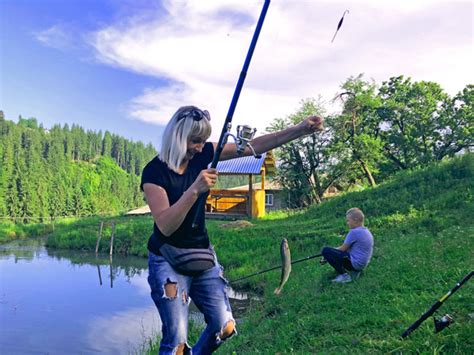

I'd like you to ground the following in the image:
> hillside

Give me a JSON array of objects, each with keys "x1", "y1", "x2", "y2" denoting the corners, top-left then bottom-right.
[
  {"x1": 0, "y1": 116, "x2": 157, "y2": 220},
  {"x1": 211, "y1": 154, "x2": 473, "y2": 353}
]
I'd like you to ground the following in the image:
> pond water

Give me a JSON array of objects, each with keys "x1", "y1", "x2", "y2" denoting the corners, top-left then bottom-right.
[{"x1": 0, "y1": 240, "x2": 249, "y2": 354}]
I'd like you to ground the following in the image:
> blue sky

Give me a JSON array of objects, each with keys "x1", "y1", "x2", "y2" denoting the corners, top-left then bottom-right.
[
  {"x1": 1, "y1": 0, "x2": 169, "y2": 145},
  {"x1": 1, "y1": 0, "x2": 473, "y2": 149}
]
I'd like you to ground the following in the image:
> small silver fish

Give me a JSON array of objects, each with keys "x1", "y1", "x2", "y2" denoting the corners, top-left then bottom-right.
[{"x1": 274, "y1": 238, "x2": 291, "y2": 295}]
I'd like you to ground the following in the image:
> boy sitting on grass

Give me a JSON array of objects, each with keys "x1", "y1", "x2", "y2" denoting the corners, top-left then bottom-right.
[{"x1": 320, "y1": 208, "x2": 374, "y2": 283}]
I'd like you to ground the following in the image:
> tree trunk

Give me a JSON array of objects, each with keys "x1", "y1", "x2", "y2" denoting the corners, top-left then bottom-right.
[{"x1": 358, "y1": 158, "x2": 376, "y2": 187}]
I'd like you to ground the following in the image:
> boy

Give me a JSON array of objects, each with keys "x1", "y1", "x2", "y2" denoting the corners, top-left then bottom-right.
[{"x1": 321, "y1": 208, "x2": 374, "y2": 283}]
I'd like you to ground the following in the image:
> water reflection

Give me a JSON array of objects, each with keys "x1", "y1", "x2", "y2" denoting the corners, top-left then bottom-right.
[
  {"x1": 0, "y1": 240, "x2": 251, "y2": 354},
  {"x1": 86, "y1": 305, "x2": 161, "y2": 354}
]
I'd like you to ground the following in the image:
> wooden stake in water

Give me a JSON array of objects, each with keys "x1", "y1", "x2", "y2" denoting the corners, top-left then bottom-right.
[
  {"x1": 109, "y1": 221, "x2": 115, "y2": 257},
  {"x1": 95, "y1": 221, "x2": 104, "y2": 254}
]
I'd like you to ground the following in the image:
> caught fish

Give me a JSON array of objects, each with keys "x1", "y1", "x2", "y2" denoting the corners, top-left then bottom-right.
[
  {"x1": 274, "y1": 238, "x2": 291, "y2": 295},
  {"x1": 331, "y1": 9, "x2": 349, "y2": 43}
]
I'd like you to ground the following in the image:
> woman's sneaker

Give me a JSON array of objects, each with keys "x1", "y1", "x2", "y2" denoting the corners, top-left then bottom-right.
[{"x1": 331, "y1": 273, "x2": 352, "y2": 283}]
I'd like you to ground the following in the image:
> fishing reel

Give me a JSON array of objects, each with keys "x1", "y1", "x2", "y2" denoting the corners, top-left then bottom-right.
[
  {"x1": 433, "y1": 314, "x2": 454, "y2": 333},
  {"x1": 222, "y1": 124, "x2": 261, "y2": 159}
]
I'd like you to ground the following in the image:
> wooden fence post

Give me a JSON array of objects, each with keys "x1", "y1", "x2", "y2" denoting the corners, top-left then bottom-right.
[{"x1": 95, "y1": 221, "x2": 104, "y2": 254}]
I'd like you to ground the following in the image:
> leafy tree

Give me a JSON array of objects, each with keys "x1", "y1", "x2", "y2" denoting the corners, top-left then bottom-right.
[
  {"x1": 331, "y1": 75, "x2": 385, "y2": 186},
  {"x1": 376, "y1": 76, "x2": 469, "y2": 171},
  {"x1": 266, "y1": 98, "x2": 335, "y2": 207},
  {"x1": 434, "y1": 84, "x2": 474, "y2": 159}
]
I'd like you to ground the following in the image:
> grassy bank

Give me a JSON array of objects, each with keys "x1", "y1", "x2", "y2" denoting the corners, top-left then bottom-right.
[
  {"x1": 45, "y1": 215, "x2": 152, "y2": 256},
  {"x1": 135, "y1": 153, "x2": 474, "y2": 353},
  {"x1": 0, "y1": 219, "x2": 53, "y2": 243},
  {"x1": 212, "y1": 154, "x2": 473, "y2": 353},
  {"x1": 5, "y1": 154, "x2": 473, "y2": 353}
]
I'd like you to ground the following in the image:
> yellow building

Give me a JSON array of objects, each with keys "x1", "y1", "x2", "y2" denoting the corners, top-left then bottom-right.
[{"x1": 206, "y1": 151, "x2": 276, "y2": 218}]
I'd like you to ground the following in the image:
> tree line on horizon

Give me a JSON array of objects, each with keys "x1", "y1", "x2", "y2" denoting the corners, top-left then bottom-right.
[
  {"x1": 0, "y1": 74, "x2": 472, "y2": 220},
  {"x1": 0, "y1": 115, "x2": 157, "y2": 221},
  {"x1": 267, "y1": 75, "x2": 473, "y2": 207}
]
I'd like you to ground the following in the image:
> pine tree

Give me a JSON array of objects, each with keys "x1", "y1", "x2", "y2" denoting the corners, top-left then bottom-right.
[{"x1": 102, "y1": 131, "x2": 112, "y2": 157}]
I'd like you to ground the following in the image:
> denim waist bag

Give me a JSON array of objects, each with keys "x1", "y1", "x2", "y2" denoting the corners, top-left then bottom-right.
[{"x1": 159, "y1": 242, "x2": 216, "y2": 275}]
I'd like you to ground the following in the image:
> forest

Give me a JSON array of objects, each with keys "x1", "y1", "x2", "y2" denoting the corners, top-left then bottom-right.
[{"x1": 0, "y1": 114, "x2": 157, "y2": 221}]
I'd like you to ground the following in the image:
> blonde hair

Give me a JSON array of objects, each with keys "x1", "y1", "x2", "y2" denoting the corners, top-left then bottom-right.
[
  {"x1": 160, "y1": 106, "x2": 212, "y2": 173},
  {"x1": 346, "y1": 208, "x2": 365, "y2": 224}
]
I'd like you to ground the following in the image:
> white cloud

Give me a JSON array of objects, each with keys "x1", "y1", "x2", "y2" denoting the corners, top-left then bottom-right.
[
  {"x1": 86, "y1": 305, "x2": 161, "y2": 353},
  {"x1": 34, "y1": 24, "x2": 76, "y2": 51},
  {"x1": 89, "y1": 0, "x2": 474, "y2": 142}
]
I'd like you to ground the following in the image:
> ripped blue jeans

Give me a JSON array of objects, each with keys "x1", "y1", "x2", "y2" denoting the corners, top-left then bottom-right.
[{"x1": 148, "y1": 251, "x2": 236, "y2": 354}]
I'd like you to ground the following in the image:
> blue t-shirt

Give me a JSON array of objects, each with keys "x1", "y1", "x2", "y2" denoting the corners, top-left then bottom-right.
[{"x1": 344, "y1": 226, "x2": 374, "y2": 270}]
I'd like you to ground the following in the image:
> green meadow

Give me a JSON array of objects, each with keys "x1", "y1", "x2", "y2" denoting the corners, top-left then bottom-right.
[
  {"x1": 213, "y1": 154, "x2": 473, "y2": 354},
  {"x1": 2, "y1": 154, "x2": 473, "y2": 353}
]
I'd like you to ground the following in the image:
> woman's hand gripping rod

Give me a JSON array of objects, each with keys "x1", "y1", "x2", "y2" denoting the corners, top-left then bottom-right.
[{"x1": 191, "y1": 124, "x2": 261, "y2": 229}]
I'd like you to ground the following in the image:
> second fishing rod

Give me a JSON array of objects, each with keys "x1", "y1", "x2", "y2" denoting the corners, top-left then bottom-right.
[{"x1": 231, "y1": 251, "x2": 323, "y2": 284}]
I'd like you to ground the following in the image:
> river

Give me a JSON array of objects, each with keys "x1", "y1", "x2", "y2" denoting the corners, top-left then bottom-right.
[{"x1": 0, "y1": 239, "x2": 249, "y2": 354}]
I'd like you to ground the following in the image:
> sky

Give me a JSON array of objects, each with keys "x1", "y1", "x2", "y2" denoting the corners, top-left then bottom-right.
[{"x1": 1, "y1": 0, "x2": 473, "y2": 149}]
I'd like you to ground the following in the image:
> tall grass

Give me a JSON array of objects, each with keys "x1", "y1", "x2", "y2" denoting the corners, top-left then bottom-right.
[
  {"x1": 4, "y1": 154, "x2": 473, "y2": 353},
  {"x1": 0, "y1": 220, "x2": 53, "y2": 243},
  {"x1": 45, "y1": 215, "x2": 152, "y2": 256}
]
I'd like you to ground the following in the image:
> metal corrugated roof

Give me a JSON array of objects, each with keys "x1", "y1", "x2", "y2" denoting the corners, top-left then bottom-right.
[{"x1": 213, "y1": 153, "x2": 267, "y2": 174}]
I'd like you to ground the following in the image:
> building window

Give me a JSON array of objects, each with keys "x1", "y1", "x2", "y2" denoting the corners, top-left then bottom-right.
[{"x1": 265, "y1": 193, "x2": 274, "y2": 206}]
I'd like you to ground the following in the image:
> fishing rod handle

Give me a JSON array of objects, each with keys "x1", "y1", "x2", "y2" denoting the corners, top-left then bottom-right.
[
  {"x1": 401, "y1": 302, "x2": 441, "y2": 338},
  {"x1": 401, "y1": 271, "x2": 473, "y2": 339}
]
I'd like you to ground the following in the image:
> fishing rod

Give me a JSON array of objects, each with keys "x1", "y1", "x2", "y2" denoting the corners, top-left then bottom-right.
[
  {"x1": 231, "y1": 252, "x2": 322, "y2": 284},
  {"x1": 401, "y1": 271, "x2": 473, "y2": 339},
  {"x1": 191, "y1": 0, "x2": 271, "y2": 230}
]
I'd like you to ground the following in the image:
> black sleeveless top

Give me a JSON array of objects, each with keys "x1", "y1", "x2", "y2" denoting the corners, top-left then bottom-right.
[{"x1": 140, "y1": 143, "x2": 214, "y2": 254}]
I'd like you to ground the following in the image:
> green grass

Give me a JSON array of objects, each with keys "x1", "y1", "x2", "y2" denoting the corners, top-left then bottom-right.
[
  {"x1": 206, "y1": 154, "x2": 473, "y2": 354},
  {"x1": 4, "y1": 154, "x2": 473, "y2": 353},
  {"x1": 213, "y1": 154, "x2": 472, "y2": 354},
  {"x1": 0, "y1": 219, "x2": 53, "y2": 243},
  {"x1": 44, "y1": 215, "x2": 152, "y2": 256}
]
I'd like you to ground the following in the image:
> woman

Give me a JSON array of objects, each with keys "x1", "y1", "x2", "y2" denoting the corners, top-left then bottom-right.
[{"x1": 141, "y1": 105, "x2": 323, "y2": 354}]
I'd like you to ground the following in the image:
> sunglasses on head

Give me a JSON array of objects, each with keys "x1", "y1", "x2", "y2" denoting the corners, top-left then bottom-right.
[{"x1": 177, "y1": 108, "x2": 210, "y2": 122}]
